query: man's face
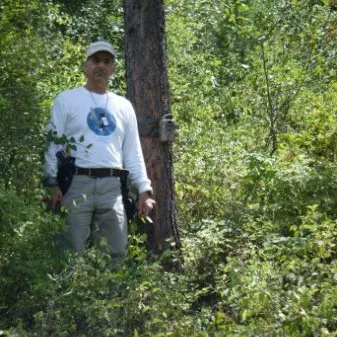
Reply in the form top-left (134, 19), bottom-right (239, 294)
top-left (84, 51), bottom-right (115, 82)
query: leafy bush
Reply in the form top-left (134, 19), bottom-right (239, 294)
top-left (2, 0), bottom-right (337, 336)
top-left (0, 185), bottom-right (66, 328)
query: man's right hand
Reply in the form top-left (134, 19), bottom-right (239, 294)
top-left (46, 186), bottom-right (63, 212)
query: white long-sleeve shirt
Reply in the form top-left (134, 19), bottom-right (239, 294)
top-left (44, 86), bottom-right (152, 194)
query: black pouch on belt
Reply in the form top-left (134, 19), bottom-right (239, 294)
top-left (56, 150), bottom-right (76, 195)
top-left (119, 170), bottom-right (137, 222)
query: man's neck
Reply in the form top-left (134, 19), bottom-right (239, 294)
top-left (84, 82), bottom-right (108, 94)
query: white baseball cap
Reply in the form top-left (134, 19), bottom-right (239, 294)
top-left (86, 41), bottom-right (116, 58)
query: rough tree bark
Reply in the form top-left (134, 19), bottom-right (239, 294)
top-left (123, 0), bottom-right (180, 251)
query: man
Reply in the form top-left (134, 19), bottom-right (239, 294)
top-left (44, 40), bottom-right (155, 258)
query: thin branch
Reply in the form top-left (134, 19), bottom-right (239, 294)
top-left (261, 41), bottom-right (277, 155)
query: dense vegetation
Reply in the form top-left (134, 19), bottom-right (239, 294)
top-left (1, 0), bottom-right (337, 336)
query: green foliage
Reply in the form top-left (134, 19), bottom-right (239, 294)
top-left (0, 185), bottom-right (66, 328)
top-left (0, 0), bottom-right (57, 191)
top-left (2, 0), bottom-right (337, 336)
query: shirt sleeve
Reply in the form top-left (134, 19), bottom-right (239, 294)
top-left (44, 95), bottom-right (67, 178)
top-left (122, 100), bottom-right (152, 194)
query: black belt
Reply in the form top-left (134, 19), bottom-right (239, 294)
top-left (75, 167), bottom-right (126, 178)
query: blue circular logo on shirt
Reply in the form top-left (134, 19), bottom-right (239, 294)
top-left (87, 107), bottom-right (116, 136)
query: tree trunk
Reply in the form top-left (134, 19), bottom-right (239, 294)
top-left (123, 0), bottom-right (180, 251)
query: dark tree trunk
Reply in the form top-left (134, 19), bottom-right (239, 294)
top-left (123, 0), bottom-right (180, 251)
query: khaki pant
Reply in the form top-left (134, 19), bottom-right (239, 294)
top-left (62, 174), bottom-right (127, 258)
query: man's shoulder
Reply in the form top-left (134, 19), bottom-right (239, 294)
top-left (56, 87), bottom-right (85, 102)
top-left (109, 92), bottom-right (133, 110)
top-left (109, 91), bottom-right (129, 103)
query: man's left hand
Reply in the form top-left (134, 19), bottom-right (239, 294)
top-left (137, 192), bottom-right (156, 217)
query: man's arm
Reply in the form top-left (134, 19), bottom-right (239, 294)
top-left (122, 100), bottom-right (153, 194)
top-left (121, 100), bottom-right (155, 216)
top-left (43, 95), bottom-right (67, 211)
top-left (44, 97), bottom-right (66, 179)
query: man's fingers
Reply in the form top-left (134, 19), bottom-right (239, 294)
top-left (137, 196), bottom-right (156, 216)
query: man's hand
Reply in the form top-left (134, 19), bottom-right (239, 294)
top-left (137, 192), bottom-right (156, 217)
top-left (46, 186), bottom-right (63, 212)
